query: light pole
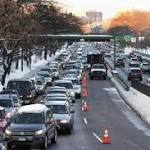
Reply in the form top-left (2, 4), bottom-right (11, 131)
top-left (113, 36), bottom-right (116, 70)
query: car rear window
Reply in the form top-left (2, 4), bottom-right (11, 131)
top-left (48, 105), bottom-right (68, 114)
top-left (54, 82), bottom-right (73, 89)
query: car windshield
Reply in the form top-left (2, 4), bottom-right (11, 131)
top-left (36, 80), bottom-right (42, 85)
top-left (48, 90), bottom-right (66, 94)
top-left (48, 105), bottom-right (68, 114)
top-left (72, 80), bottom-right (79, 85)
top-left (0, 99), bottom-right (13, 107)
top-left (45, 97), bottom-right (67, 101)
top-left (12, 113), bottom-right (44, 124)
top-left (92, 64), bottom-right (105, 69)
top-left (131, 70), bottom-right (141, 73)
top-left (7, 81), bottom-right (31, 92)
top-left (38, 73), bottom-right (50, 78)
top-left (55, 82), bottom-right (73, 89)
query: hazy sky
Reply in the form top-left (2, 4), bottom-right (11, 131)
top-left (58, 0), bottom-right (150, 20)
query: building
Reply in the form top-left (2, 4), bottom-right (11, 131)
top-left (86, 11), bottom-right (103, 23)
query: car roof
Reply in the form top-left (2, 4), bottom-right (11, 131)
top-left (0, 95), bottom-right (12, 99)
top-left (45, 101), bottom-right (69, 106)
top-left (48, 86), bottom-right (67, 90)
top-left (18, 104), bottom-right (48, 113)
top-left (8, 79), bottom-right (31, 82)
top-left (130, 67), bottom-right (141, 70)
top-left (38, 71), bottom-right (49, 74)
top-left (54, 80), bottom-right (72, 83)
top-left (47, 93), bottom-right (67, 96)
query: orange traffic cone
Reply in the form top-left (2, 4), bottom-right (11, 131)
top-left (82, 88), bottom-right (88, 98)
top-left (103, 129), bottom-right (110, 144)
top-left (102, 129), bottom-right (110, 144)
top-left (82, 101), bottom-right (89, 112)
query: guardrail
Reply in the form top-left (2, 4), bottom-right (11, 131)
top-left (106, 61), bottom-right (130, 91)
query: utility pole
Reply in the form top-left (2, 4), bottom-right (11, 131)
top-left (113, 36), bottom-right (116, 70)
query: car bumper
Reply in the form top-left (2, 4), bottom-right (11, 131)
top-left (6, 136), bottom-right (45, 147)
top-left (90, 72), bottom-right (107, 78)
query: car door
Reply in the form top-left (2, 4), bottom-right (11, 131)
top-left (46, 110), bottom-right (55, 140)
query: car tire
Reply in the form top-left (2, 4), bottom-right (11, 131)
top-left (128, 77), bottom-right (130, 81)
top-left (103, 77), bottom-right (107, 80)
top-left (67, 126), bottom-right (72, 134)
top-left (90, 77), bottom-right (93, 80)
top-left (7, 143), bottom-right (12, 150)
top-left (51, 130), bottom-right (57, 144)
top-left (140, 77), bottom-right (142, 81)
top-left (41, 135), bottom-right (48, 150)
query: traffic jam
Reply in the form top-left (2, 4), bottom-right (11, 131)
top-left (0, 42), bottom-right (109, 150)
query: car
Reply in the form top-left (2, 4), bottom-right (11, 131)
top-left (129, 61), bottom-right (140, 68)
top-left (140, 62), bottom-right (150, 73)
top-left (6, 79), bottom-right (36, 104)
top-left (46, 101), bottom-right (74, 134)
top-left (37, 71), bottom-right (52, 86)
top-left (5, 104), bottom-right (57, 149)
top-left (0, 107), bottom-right (8, 132)
top-left (50, 68), bottom-right (59, 79)
top-left (63, 77), bottom-right (81, 98)
top-left (128, 68), bottom-right (142, 81)
top-left (53, 80), bottom-right (75, 100)
top-left (36, 79), bottom-right (45, 95)
top-left (0, 95), bottom-right (17, 121)
top-left (116, 58), bottom-right (125, 67)
top-left (89, 64), bottom-right (107, 80)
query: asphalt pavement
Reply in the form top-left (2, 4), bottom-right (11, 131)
top-left (30, 77), bottom-right (150, 150)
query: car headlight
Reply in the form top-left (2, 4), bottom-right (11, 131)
top-left (27, 95), bottom-right (32, 98)
top-left (5, 129), bottom-right (12, 136)
top-left (35, 129), bottom-right (45, 135)
top-left (60, 120), bottom-right (68, 124)
top-left (70, 91), bottom-right (75, 97)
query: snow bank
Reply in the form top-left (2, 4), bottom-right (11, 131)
top-left (111, 76), bottom-right (150, 125)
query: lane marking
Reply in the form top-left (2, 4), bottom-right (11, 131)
top-left (83, 118), bottom-right (88, 125)
top-left (92, 132), bottom-right (103, 143)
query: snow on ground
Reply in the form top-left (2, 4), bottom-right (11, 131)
top-left (0, 47), bottom-right (65, 91)
top-left (111, 75), bottom-right (150, 125)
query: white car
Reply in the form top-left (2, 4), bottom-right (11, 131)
top-left (62, 77), bottom-right (81, 98)
top-left (53, 80), bottom-right (75, 102)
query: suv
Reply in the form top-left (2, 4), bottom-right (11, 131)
top-left (128, 68), bottom-right (142, 81)
top-left (89, 64), bottom-right (107, 80)
top-left (6, 79), bottom-right (36, 104)
top-left (5, 104), bottom-right (57, 149)
top-left (116, 58), bottom-right (125, 67)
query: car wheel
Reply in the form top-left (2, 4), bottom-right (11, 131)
top-left (51, 130), bottom-right (57, 144)
top-left (103, 77), bottom-right (107, 80)
top-left (41, 135), bottom-right (48, 150)
top-left (67, 126), bottom-right (72, 134)
top-left (128, 77), bottom-right (130, 81)
top-left (90, 77), bottom-right (93, 80)
top-left (7, 143), bottom-right (12, 150)
top-left (140, 77), bottom-right (142, 81)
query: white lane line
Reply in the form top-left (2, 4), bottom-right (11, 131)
top-left (92, 132), bottom-right (103, 143)
top-left (83, 118), bottom-right (88, 125)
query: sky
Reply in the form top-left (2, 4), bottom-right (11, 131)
top-left (58, 0), bottom-right (150, 20)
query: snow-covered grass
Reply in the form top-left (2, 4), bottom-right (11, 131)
top-left (0, 48), bottom-right (65, 91)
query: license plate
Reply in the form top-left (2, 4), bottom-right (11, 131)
top-left (18, 138), bottom-right (26, 141)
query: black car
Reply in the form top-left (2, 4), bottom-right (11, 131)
top-left (116, 58), bottom-right (125, 67)
top-left (6, 79), bottom-right (36, 104)
top-left (5, 104), bottom-right (57, 149)
top-left (128, 68), bottom-right (142, 81)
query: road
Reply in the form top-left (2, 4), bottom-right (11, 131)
top-left (32, 77), bottom-right (150, 150)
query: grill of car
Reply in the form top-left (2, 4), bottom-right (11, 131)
top-left (12, 131), bottom-right (35, 136)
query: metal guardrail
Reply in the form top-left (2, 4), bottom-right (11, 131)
top-left (106, 61), bottom-right (130, 91)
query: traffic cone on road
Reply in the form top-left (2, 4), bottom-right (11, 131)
top-left (82, 88), bottom-right (87, 98)
top-left (102, 129), bottom-right (110, 144)
top-left (82, 101), bottom-right (89, 112)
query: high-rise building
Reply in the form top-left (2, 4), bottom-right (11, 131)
top-left (86, 11), bottom-right (103, 23)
